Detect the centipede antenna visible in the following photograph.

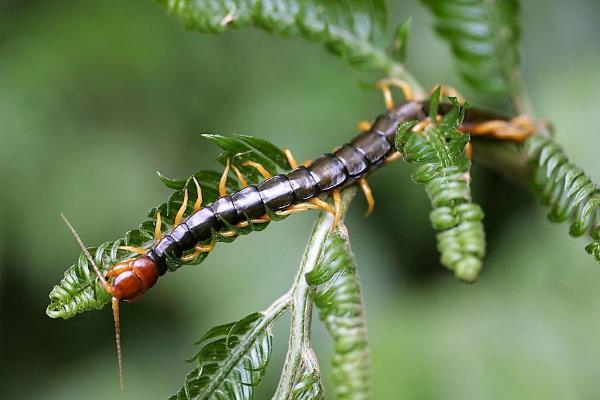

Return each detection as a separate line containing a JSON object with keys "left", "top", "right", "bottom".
{"left": 60, "top": 213, "right": 111, "bottom": 293}
{"left": 61, "top": 213, "right": 125, "bottom": 389}
{"left": 112, "top": 296, "right": 125, "bottom": 390}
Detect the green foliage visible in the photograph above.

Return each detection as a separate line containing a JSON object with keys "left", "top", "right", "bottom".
{"left": 421, "top": 0, "right": 521, "bottom": 95}
{"left": 47, "top": 134, "right": 290, "bottom": 319}
{"left": 395, "top": 96, "right": 486, "bottom": 282}
{"left": 169, "top": 312, "right": 276, "bottom": 400}
{"left": 526, "top": 136, "right": 600, "bottom": 264}
{"left": 306, "top": 227, "right": 372, "bottom": 398}
{"left": 158, "top": 0, "right": 407, "bottom": 71}
{"left": 390, "top": 17, "right": 411, "bottom": 63}
{"left": 288, "top": 371, "right": 325, "bottom": 400}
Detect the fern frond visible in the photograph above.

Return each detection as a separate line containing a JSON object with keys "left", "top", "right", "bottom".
{"left": 421, "top": 0, "right": 521, "bottom": 95}
{"left": 526, "top": 136, "right": 600, "bottom": 264}
{"left": 47, "top": 135, "right": 290, "bottom": 319}
{"left": 158, "top": 0, "right": 392, "bottom": 70}
{"left": 288, "top": 370, "right": 325, "bottom": 400}
{"left": 169, "top": 300, "right": 288, "bottom": 400}
{"left": 395, "top": 96, "right": 486, "bottom": 282}
{"left": 305, "top": 227, "right": 372, "bottom": 398}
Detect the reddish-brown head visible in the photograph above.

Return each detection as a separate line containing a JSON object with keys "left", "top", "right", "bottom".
{"left": 106, "top": 256, "right": 159, "bottom": 302}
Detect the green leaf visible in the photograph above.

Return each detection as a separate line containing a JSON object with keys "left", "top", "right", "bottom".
{"left": 288, "top": 370, "right": 324, "bottom": 400}
{"left": 428, "top": 86, "right": 441, "bottom": 120}
{"left": 526, "top": 136, "right": 600, "bottom": 265}
{"left": 47, "top": 135, "right": 291, "bottom": 319}
{"left": 390, "top": 17, "right": 411, "bottom": 62}
{"left": 421, "top": 0, "right": 521, "bottom": 95}
{"left": 306, "top": 228, "right": 372, "bottom": 399}
{"left": 169, "top": 312, "right": 278, "bottom": 400}
{"left": 158, "top": 0, "right": 392, "bottom": 70}
{"left": 395, "top": 102, "right": 486, "bottom": 282}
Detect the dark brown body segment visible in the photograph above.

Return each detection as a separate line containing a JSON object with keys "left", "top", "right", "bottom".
{"left": 148, "top": 101, "right": 505, "bottom": 273}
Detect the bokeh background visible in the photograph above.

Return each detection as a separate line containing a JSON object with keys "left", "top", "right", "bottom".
{"left": 1, "top": 1, "right": 600, "bottom": 399}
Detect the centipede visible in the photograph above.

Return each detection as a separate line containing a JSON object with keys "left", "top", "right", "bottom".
{"left": 59, "top": 82, "right": 535, "bottom": 388}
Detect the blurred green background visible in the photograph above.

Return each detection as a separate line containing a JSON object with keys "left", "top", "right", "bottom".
{"left": 1, "top": 1, "right": 600, "bottom": 399}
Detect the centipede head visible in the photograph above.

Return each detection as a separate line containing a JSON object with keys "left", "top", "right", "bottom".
{"left": 107, "top": 256, "right": 159, "bottom": 302}
{"left": 61, "top": 214, "right": 160, "bottom": 390}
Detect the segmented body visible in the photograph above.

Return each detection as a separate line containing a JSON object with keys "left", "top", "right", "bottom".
{"left": 145, "top": 101, "right": 430, "bottom": 274}
{"left": 127, "top": 101, "right": 508, "bottom": 288}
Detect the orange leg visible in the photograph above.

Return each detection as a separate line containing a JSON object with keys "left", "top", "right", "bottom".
{"left": 117, "top": 246, "right": 146, "bottom": 256}
{"left": 358, "top": 178, "right": 375, "bottom": 217}
{"left": 231, "top": 164, "right": 248, "bottom": 188}
{"left": 153, "top": 211, "right": 162, "bottom": 241}
{"left": 192, "top": 177, "right": 203, "bottom": 211}
{"left": 357, "top": 120, "right": 372, "bottom": 132}
{"left": 332, "top": 189, "right": 341, "bottom": 229}
{"left": 219, "top": 158, "right": 231, "bottom": 197}
{"left": 469, "top": 116, "right": 536, "bottom": 142}
{"left": 308, "top": 197, "right": 335, "bottom": 215}
{"left": 464, "top": 142, "right": 473, "bottom": 160}
{"left": 384, "top": 151, "right": 402, "bottom": 164}
{"left": 180, "top": 240, "right": 216, "bottom": 262}
{"left": 274, "top": 202, "right": 330, "bottom": 217}
{"left": 174, "top": 188, "right": 189, "bottom": 226}
{"left": 241, "top": 160, "right": 272, "bottom": 180}
{"left": 375, "top": 78, "right": 415, "bottom": 110}
{"left": 284, "top": 148, "right": 299, "bottom": 169}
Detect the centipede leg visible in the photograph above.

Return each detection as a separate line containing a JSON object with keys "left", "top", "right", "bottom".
{"left": 174, "top": 188, "right": 189, "bottom": 226}
{"left": 219, "top": 216, "right": 271, "bottom": 238}
{"left": 154, "top": 211, "right": 162, "bottom": 241}
{"left": 180, "top": 240, "right": 216, "bottom": 262}
{"left": 231, "top": 164, "right": 248, "bottom": 188}
{"left": 192, "top": 177, "right": 203, "bottom": 211}
{"left": 117, "top": 246, "right": 146, "bottom": 256}
{"left": 240, "top": 160, "right": 272, "bottom": 180}
{"left": 384, "top": 151, "right": 402, "bottom": 164}
{"left": 357, "top": 120, "right": 372, "bottom": 132}
{"left": 375, "top": 78, "right": 415, "bottom": 110}
{"left": 358, "top": 178, "right": 375, "bottom": 217}
{"left": 219, "top": 158, "right": 231, "bottom": 197}
{"left": 308, "top": 197, "right": 335, "bottom": 215}
{"left": 332, "top": 189, "right": 341, "bottom": 229}
{"left": 283, "top": 148, "right": 312, "bottom": 169}
{"left": 275, "top": 202, "right": 331, "bottom": 217}
{"left": 464, "top": 142, "right": 473, "bottom": 160}
{"left": 469, "top": 115, "right": 536, "bottom": 142}
{"left": 283, "top": 148, "right": 299, "bottom": 169}
{"left": 375, "top": 81, "right": 395, "bottom": 110}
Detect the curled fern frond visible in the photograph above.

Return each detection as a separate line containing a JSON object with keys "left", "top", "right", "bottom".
{"left": 47, "top": 135, "right": 290, "bottom": 319}
{"left": 395, "top": 96, "right": 486, "bottom": 282}
{"left": 169, "top": 305, "right": 287, "bottom": 400}
{"left": 305, "top": 227, "right": 372, "bottom": 399}
{"left": 288, "top": 370, "right": 324, "bottom": 400}
{"left": 421, "top": 0, "right": 521, "bottom": 94}
{"left": 158, "top": 0, "right": 393, "bottom": 70}
{"left": 526, "top": 136, "right": 600, "bottom": 264}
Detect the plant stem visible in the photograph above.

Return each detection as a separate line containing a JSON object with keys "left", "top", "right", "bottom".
{"left": 273, "top": 188, "right": 357, "bottom": 399}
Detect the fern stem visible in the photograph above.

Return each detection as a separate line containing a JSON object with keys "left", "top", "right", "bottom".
{"left": 274, "top": 188, "right": 357, "bottom": 399}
